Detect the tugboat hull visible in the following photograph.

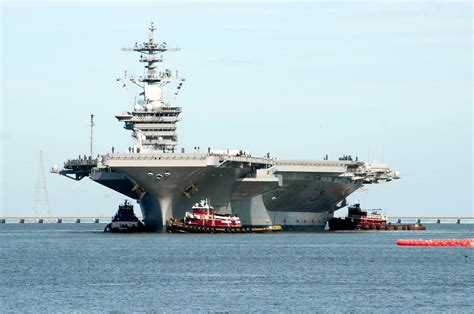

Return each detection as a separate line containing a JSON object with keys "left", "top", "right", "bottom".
{"left": 166, "top": 219, "right": 282, "bottom": 233}
{"left": 328, "top": 218, "right": 359, "bottom": 231}
{"left": 104, "top": 221, "right": 147, "bottom": 233}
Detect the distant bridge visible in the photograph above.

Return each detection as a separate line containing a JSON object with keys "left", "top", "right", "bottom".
{"left": 0, "top": 216, "right": 136, "bottom": 224}
{"left": 387, "top": 216, "right": 474, "bottom": 224}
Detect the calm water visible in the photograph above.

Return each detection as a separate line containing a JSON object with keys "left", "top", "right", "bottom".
{"left": 0, "top": 224, "right": 473, "bottom": 313}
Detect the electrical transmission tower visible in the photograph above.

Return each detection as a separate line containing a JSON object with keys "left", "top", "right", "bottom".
{"left": 33, "top": 150, "right": 51, "bottom": 218}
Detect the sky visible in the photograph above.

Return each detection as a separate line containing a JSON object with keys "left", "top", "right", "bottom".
{"left": 1, "top": 0, "right": 472, "bottom": 218}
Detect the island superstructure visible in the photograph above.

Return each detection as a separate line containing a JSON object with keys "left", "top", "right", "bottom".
{"left": 54, "top": 23, "right": 400, "bottom": 231}
{"left": 114, "top": 22, "right": 184, "bottom": 153}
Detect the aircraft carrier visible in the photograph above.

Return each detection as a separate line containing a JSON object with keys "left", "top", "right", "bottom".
{"left": 53, "top": 23, "right": 400, "bottom": 231}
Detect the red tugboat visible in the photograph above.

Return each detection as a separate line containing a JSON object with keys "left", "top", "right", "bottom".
{"left": 328, "top": 203, "right": 426, "bottom": 231}
{"left": 166, "top": 199, "right": 281, "bottom": 233}
{"left": 184, "top": 199, "right": 242, "bottom": 228}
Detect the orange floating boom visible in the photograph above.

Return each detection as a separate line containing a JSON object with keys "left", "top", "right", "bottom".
{"left": 396, "top": 239, "right": 474, "bottom": 247}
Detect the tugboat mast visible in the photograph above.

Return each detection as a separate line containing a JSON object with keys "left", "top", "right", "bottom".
{"left": 116, "top": 22, "right": 185, "bottom": 153}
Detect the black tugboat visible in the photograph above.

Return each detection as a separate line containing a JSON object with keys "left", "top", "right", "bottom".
{"left": 104, "top": 200, "right": 146, "bottom": 232}
{"left": 328, "top": 203, "right": 385, "bottom": 230}
{"left": 328, "top": 203, "right": 426, "bottom": 231}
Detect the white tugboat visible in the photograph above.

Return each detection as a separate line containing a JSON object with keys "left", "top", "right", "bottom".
{"left": 54, "top": 23, "right": 401, "bottom": 232}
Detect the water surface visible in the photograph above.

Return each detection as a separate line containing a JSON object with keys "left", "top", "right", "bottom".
{"left": 1, "top": 224, "right": 472, "bottom": 312}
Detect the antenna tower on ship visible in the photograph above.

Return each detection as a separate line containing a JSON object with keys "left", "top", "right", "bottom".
{"left": 33, "top": 150, "right": 51, "bottom": 218}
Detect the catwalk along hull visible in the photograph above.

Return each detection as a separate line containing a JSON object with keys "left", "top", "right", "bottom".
{"left": 86, "top": 153, "right": 394, "bottom": 231}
